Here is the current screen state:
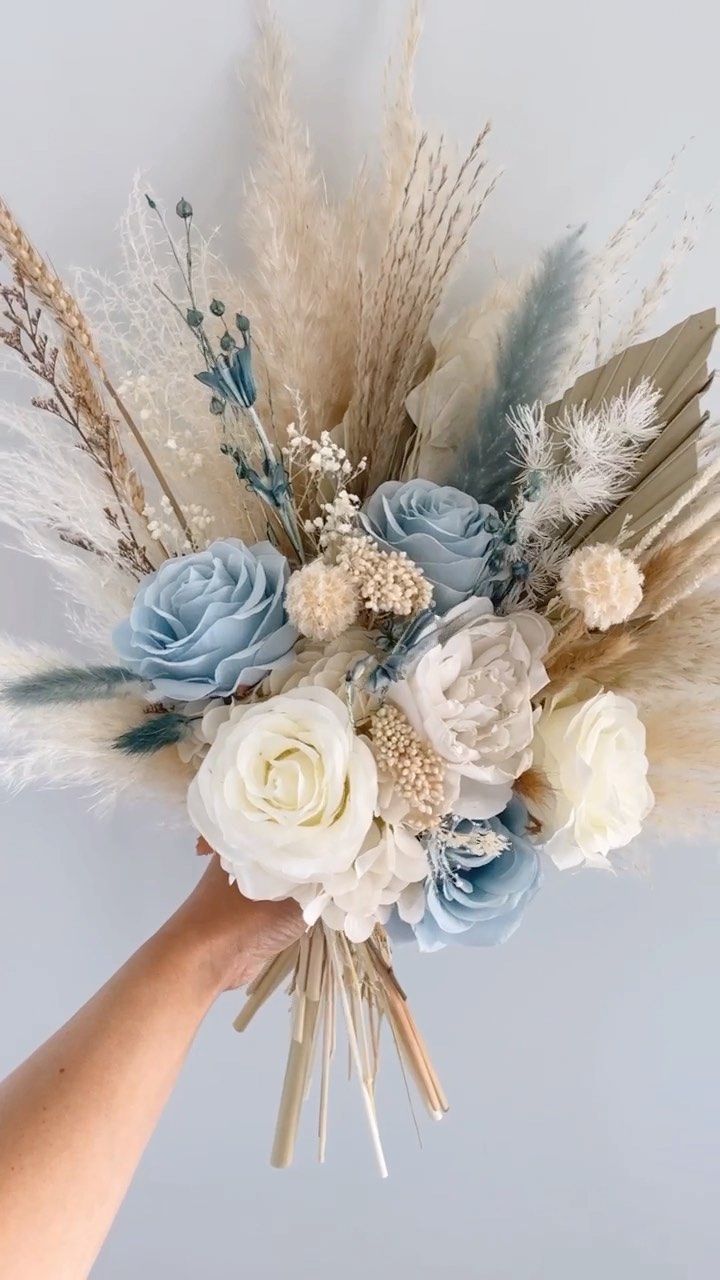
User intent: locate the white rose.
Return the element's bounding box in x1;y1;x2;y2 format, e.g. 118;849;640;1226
295;818;428;943
389;598;552;820
187;687;378;900
531;687;654;869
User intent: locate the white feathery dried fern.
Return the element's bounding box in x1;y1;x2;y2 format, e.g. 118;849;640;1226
0;636;190;807
506;380;662;604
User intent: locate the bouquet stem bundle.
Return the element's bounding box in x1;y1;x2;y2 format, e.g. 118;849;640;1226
234;925;447;1176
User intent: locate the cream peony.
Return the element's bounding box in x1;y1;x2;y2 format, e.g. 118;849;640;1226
531;686;654;869
187;687;378;901
389;598;552;819
295;818;428;943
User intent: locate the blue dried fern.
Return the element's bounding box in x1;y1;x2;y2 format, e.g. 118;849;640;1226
2;665;138;706
113;712;192;756
452;228;586;511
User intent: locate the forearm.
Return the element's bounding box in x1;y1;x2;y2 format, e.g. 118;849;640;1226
0;921;220;1280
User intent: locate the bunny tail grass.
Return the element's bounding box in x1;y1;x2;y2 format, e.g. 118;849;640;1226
2;665;138;706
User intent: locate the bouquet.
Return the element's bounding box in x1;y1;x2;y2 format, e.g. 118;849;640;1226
1;6;717;1175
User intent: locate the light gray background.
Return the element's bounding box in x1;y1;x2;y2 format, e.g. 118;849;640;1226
1;2;719;1276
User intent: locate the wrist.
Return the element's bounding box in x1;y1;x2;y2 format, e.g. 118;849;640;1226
150;914;244;1009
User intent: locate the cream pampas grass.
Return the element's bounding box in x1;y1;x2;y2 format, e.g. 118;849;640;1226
0;406;137;645
0;637;190;807
240;5;365;440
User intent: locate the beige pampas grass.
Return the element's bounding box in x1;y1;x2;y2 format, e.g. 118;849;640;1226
0;637;190;807
641;702;720;831
240;5;365;440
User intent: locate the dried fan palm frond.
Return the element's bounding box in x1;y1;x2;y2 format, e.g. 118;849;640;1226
552;309;717;552
400;279;524;482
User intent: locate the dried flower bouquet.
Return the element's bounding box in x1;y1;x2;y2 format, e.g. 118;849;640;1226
1;5;718;1174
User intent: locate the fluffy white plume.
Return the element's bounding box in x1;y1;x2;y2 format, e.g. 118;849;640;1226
0;405;136;646
0;636;190;807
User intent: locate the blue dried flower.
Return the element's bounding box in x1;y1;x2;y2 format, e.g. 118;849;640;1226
196;329;257;409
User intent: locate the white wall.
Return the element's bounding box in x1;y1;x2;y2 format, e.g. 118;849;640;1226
1;2;719;1276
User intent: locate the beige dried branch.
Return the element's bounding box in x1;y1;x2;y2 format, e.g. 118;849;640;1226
345;128;498;493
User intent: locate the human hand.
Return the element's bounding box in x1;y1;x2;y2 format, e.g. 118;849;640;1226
161;851;306;997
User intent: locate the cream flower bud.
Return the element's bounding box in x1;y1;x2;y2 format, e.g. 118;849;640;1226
285;559;359;642
559;545;643;630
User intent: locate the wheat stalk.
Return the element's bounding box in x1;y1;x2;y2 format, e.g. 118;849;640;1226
0;197;100;362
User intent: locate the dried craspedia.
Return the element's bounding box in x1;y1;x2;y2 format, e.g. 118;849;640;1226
336;535;433;617
370;703;446;824
285;559;359;642
559;544;644;630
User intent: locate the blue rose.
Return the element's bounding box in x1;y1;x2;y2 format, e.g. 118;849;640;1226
113;539;297;701
359;478;506;614
391;799;541;953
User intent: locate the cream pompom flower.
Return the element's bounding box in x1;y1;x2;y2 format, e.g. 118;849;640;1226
285;559;359;641
559;545;643;630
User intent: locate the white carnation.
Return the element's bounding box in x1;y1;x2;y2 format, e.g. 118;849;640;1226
531;686;654;869
389;598;552;820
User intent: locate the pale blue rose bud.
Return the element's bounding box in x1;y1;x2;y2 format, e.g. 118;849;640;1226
113;539;297;701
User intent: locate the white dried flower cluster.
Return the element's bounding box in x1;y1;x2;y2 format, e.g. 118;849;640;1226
285;559;359;641
284;424;366;479
284;423;367;550
370;703;447;825
144;495;216;552
447;826;510;858
559;544;644;630
336;534;433;616
116;372;205;475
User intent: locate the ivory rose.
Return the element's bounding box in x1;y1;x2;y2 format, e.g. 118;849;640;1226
187;687;378;901
531;687;654;868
